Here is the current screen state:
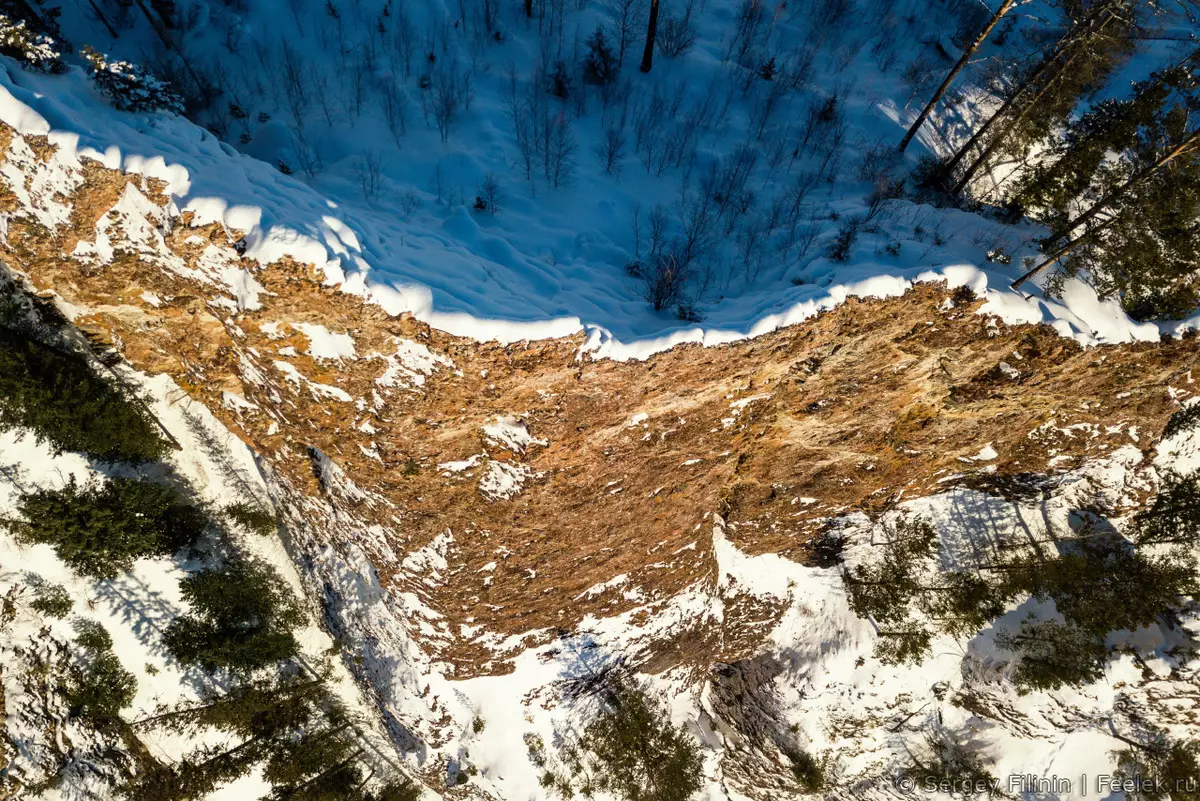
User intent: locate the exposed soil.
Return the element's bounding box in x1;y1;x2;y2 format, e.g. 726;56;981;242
3;124;1196;678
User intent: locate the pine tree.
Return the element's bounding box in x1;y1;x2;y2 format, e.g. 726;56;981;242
934;0;1136;194
898;0;1021;153
7;477;208;579
163;556;303;672
1012;63;1184;231
950;0;1137;196
1011;55;1200;304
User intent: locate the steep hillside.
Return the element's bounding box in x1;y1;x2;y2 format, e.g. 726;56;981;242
1;85;1198;799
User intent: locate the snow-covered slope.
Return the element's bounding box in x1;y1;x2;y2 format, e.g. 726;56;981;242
2;2;1199;798
8;0;1198;359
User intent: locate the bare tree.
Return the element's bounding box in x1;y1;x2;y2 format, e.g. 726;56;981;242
545;111;577;187
398;188;423;215
476;173;504;213
431;64;469;142
292;127;323;178
431;163;446;203
356;151;384;201
640;253;690;310
281;43;309;128
597;121;627;174
898;0;1021;152
382;83;409;144
605;0;644;66
387;10;416;79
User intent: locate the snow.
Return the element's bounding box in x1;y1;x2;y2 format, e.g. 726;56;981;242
477;460;536;501
272;359;353;402
0;370;398;799
481;416;547;454
0;6;1192;365
374;339;454;390
292;322;356;361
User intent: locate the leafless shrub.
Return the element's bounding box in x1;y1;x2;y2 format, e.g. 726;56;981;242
356;150;384;201
639;253;691;311
281;43;308;128
855;137;900;183
398;188;423;215
656;5;696;58
292;127;323;177
597;122;627;175
475;173;503;213
864;176;904;222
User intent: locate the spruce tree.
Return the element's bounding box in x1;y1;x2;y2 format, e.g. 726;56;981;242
583;25;617;86
164;556;303;672
1030;534;1196;638
580;677;703;801
1135;471;1200;548
1116;729;1200;801
128;675;327;800
7;477;208;578
0;326;169;464
995;620;1107;692
69;651;138;719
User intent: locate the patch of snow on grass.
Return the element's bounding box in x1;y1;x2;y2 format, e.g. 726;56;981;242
482;416;546;454
478;461;535;501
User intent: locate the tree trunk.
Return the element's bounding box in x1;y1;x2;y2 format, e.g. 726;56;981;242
87;0;121;38
940;7;1114;181
899;0;1017;153
949;49;1081;195
1011;128;1200;289
525;0;532;18
640;0;659;74
1011;218;1118;290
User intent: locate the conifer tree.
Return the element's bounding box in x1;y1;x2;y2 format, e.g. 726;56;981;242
128;675;327;800
1115;727;1200;800
1029;534;1196;639
898;0;1022;153
934;0;1136;193
0;326;169;463
949;0;1137;196
843;517;1012;663
7;477;208;578
1011;54;1200;304
994;620;1107;691
164;556;303;673
69;621;137;720
584;25;618;85
1135;471;1200;548
579;676;703;801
